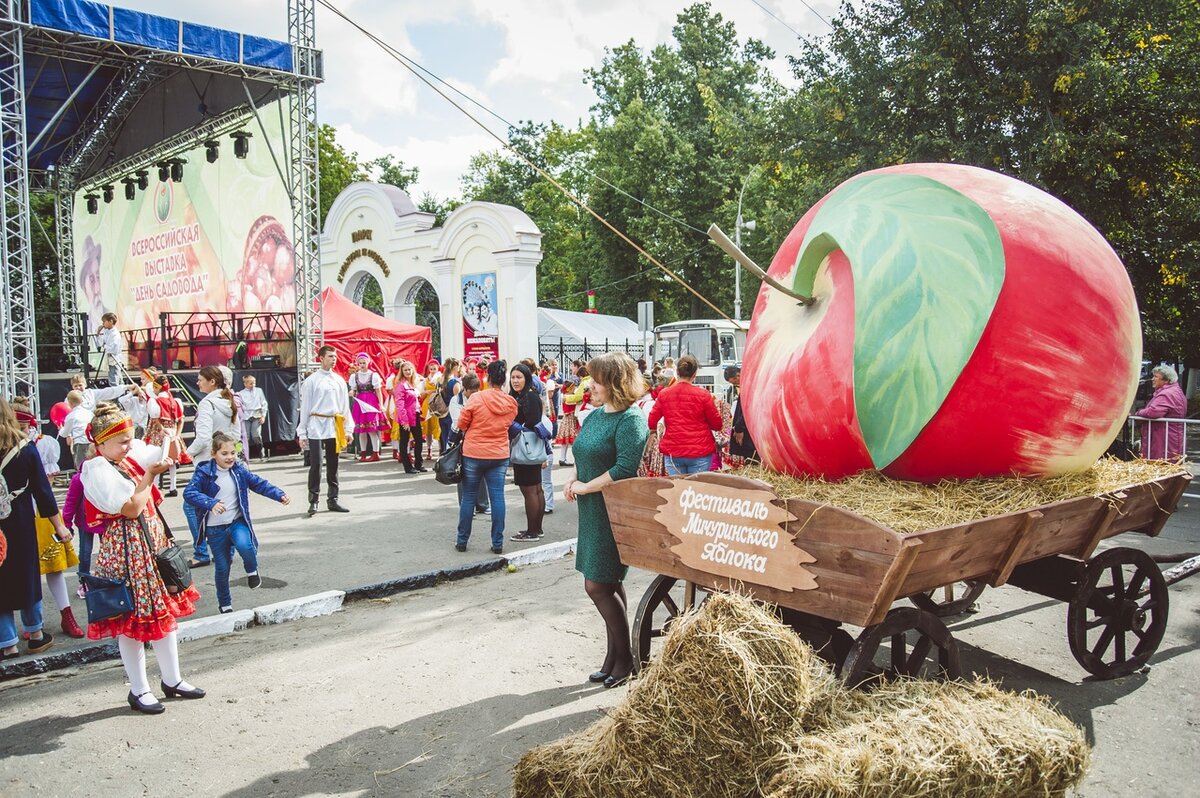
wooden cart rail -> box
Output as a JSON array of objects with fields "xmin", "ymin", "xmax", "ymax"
[{"xmin": 603, "ymin": 470, "xmax": 1191, "ymax": 629}]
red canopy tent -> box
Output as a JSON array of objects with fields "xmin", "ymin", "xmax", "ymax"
[{"xmin": 313, "ymin": 288, "xmax": 433, "ymax": 379}]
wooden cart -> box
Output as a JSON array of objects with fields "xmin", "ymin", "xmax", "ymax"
[{"xmin": 602, "ymin": 470, "xmax": 1192, "ymax": 684}]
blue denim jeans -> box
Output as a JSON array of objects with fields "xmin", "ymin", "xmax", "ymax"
[
  {"xmin": 77, "ymin": 529, "xmax": 95, "ymax": 577},
  {"xmin": 0, "ymin": 601, "xmax": 43, "ymax": 648},
  {"xmin": 183, "ymin": 500, "xmax": 210, "ymax": 562},
  {"xmin": 664, "ymin": 454, "xmax": 714, "ymax": 476},
  {"xmin": 457, "ymin": 456, "xmax": 508, "ymax": 549},
  {"xmin": 541, "ymin": 457, "xmax": 555, "ymax": 511},
  {"xmin": 207, "ymin": 519, "xmax": 258, "ymax": 609}
]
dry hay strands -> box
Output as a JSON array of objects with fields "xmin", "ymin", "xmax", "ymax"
[
  {"xmin": 764, "ymin": 679, "xmax": 1091, "ymax": 798},
  {"xmin": 741, "ymin": 458, "xmax": 1186, "ymax": 533},
  {"xmin": 513, "ymin": 591, "xmax": 839, "ymax": 798}
]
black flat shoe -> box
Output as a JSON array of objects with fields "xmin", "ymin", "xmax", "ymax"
[
  {"xmin": 307, "ymin": 503, "xmax": 317, "ymax": 517},
  {"xmin": 247, "ymin": 572, "xmax": 262, "ymax": 589},
  {"xmin": 164, "ymin": 490, "xmax": 178, "ymax": 498},
  {"xmin": 588, "ymin": 671, "xmax": 609, "ymax": 683},
  {"xmin": 127, "ymin": 691, "xmax": 165, "ymax": 714},
  {"xmin": 490, "ymin": 546, "xmax": 503, "ymax": 555},
  {"xmin": 414, "ymin": 467, "xmax": 428, "ymax": 473},
  {"xmin": 187, "ymin": 559, "xmax": 211, "ymax": 569},
  {"xmin": 455, "ymin": 543, "xmax": 467, "ymax": 552},
  {"xmin": 327, "ymin": 501, "xmax": 350, "ymax": 513},
  {"xmin": 161, "ymin": 680, "xmax": 206, "ymax": 699},
  {"xmin": 603, "ymin": 672, "xmax": 631, "ymax": 689}
]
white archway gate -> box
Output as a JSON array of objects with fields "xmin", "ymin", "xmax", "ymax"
[{"xmin": 320, "ymin": 182, "xmax": 542, "ymax": 364}]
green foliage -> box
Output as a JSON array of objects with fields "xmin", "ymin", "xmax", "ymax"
[
  {"xmin": 365, "ymin": 153, "xmax": 419, "ymax": 192},
  {"xmin": 317, "ymin": 124, "xmax": 368, "ymax": 226}
]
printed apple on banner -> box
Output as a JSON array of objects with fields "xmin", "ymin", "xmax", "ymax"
[{"xmin": 742, "ymin": 163, "xmax": 1141, "ymax": 482}]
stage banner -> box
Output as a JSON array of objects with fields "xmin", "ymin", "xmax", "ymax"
[
  {"xmin": 73, "ymin": 98, "xmax": 295, "ymax": 363},
  {"xmin": 461, "ymin": 272, "xmax": 500, "ymax": 361}
]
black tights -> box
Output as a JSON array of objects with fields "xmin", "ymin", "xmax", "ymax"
[
  {"xmin": 519, "ymin": 483, "xmax": 545, "ymax": 535},
  {"xmin": 585, "ymin": 579, "xmax": 630, "ymax": 677}
]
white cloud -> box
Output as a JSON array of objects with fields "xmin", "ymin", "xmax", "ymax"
[{"xmin": 333, "ymin": 123, "xmax": 497, "ymax": 200}]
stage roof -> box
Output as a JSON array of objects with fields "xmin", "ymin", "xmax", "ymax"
[{"xmin": 23, "ymin": 0, "xmax": 313, "ymax": 185}]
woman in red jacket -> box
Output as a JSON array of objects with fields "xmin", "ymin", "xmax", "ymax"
[{"xmin": 646, "ymin": 355, "xmax": 722, "ymax": 476}]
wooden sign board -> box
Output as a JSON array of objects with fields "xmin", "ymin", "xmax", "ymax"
[{"xmin": 653, "ymin": 480, "xmax": 818, "ymax": 592}]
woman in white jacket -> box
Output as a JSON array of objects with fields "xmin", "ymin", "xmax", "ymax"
[{"xmin": 182, "ymin": 366, "xmax": 238, "ymax": 567}]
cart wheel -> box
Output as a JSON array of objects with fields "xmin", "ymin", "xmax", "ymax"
[
  {"xmin": 909, "ymin": 579, "xmax": 986, "ymax": 617},
  {"xmin": 1067, "ymin": 546, "xmax": 1169, "ymax": 679},
  {"xmin": 840, "ymin": 607, "xmax": 961, "ymax": 687},
  {"xmin": 631, "ymin": 576, "xmax": 707, "ymax": 674}
]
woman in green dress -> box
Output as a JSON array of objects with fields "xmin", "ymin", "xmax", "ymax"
[{"xmin": 564, "ymin": 352, "xmax": 649, "ymax": 688}]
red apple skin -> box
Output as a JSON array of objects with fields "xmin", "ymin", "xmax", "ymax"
[
  {"xmin": 742, "ymin": 163, "xmax": 1141, "ymax": 481},
  {"xmin": 741, "ymin": 199, "xmax": 873, "ymax": 478}
]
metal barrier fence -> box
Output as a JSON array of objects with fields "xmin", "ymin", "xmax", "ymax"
[
  {"xmin": 1126, "ymin": 415, "xmax": 1199, "ymax": 498},
  {"xmin": 538, "ymin": 339, "xmax": 647, "ymax": 366}
]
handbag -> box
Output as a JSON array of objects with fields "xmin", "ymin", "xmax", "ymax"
[
  {"xmin": 427, "ymin": 390, "xmax": 449, "ymax": 419},
  {"xmin": 141, "ymin": 511, "xmax": 192, "ymax": 593},
  {"xmin": 83, "ymin": 530, "xmax": 134, "ymax": 623},
  {"xmin": 511, "ymin": 428, "xmax": 549, "ymax": 466},
  {"xmin": 435, "ymin": 439, "xmax": 464, "ymax": 485}
]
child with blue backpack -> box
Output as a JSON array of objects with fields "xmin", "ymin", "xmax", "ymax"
[{"xmin": 183, "ymin": 432, "xmax": 288, "ymax": 613}]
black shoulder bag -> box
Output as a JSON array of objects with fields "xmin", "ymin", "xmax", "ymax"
[
  {"xmin": 82, "ymin": 533, "xmax": 133, "ymax": 623},
  {"xmin": 142, "ymin": 509, "xmax": 192, "ymax": 594}
]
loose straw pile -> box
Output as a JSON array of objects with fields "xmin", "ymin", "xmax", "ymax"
[
  {"xmin": 513, "ymin": 593, "xmax": 1091, "ymax": 798},
  {"xmin": 740, "ymin": 458, "xmax": 1185, "ymax": 533}
]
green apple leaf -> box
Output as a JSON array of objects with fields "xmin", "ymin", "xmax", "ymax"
[{"xmin": 794, "ymin": 172, "xmax": 1005, "ymax": 469}]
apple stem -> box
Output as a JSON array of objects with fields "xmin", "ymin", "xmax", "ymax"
[{"xmin": 707, "ymin": 224, "xmax": 816, "ymax": 306}]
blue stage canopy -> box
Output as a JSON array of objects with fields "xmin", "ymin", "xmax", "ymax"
[{"xmin": 22, "ymin": 0, "xmax": 306, "ymax": 182}]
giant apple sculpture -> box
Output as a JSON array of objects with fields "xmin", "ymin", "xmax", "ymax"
[{"xmin": 741, "ymin": 163, "xmax": 1141, "ymax": 482}]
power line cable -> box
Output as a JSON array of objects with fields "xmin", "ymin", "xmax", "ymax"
[
  {"xmin": 317, "ymin": 0, "xmax": 740, "ymax": 326},
  {"xmin": 537, "ymin": 242, "xmax": 709, "ymax": 306},
  {"xmin": 748, "ymin": 0, "xmax": 830, "ymax": 34}
]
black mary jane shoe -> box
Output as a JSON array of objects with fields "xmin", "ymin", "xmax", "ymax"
[
  {"xmin": 161, "ymin": 680, "xmax": 206, "ymax": 699},
  {"xmin": 588, "ymin": 671, "xmax": 609, "ymax": 684},
  {"xmin": 603, "ymin": 672, "xmax": 632, "ymax": 689},
  {"xmin": 127, "ymin": 691, "xmax": 165, "ymax": 714}
]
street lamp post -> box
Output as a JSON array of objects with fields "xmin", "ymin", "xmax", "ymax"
[{"xmin": 734, "ymin": 167, "xmax": 760, "ymax": 321}]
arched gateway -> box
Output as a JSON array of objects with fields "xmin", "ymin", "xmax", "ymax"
[{"xmin": 320, "ymin": 182, "xmax": 542, "ymax": 364}]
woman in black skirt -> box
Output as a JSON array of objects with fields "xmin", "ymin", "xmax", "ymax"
[{"xmin": 508, "ymin": 363, "xmax": 547, "ymax": 542}]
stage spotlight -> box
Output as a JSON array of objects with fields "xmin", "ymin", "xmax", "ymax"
[
  {"xmin": 123, "ymin": 178, "xmax": 136, "ymax": 201},
  {"xmin": 136, "ymin": 170, "xmax": 149, "ymax": 191},
  {"xmin": 205, "ymin": 140, "xmax": 219, "ymax": 163},
  {"xmin": 230, "ymin": 131, "xmax": 252, "ymax": 159},
  {"xmin": 157, "ymin": 161, "xmax": 170, "ymax": 182},
  {"xmin": 169, "ymin": 157, "xmax": 186, "ymax": 182},
  {"xmin": 85, "ymin": 194, "xmax": 98, "ymax": 214},
  {"xmin": 102, "ymin": 185, "xmax": 114, "ymax": 204}
]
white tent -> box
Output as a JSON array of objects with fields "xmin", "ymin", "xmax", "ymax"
[{"xmin": 538, "ymin": 307, "xmax": 644, "ymax": 351}]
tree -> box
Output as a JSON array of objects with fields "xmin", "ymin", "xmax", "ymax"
[
  {"xmin": 365, "ymin": 154, "xmax": 419, "ymax": 192},
  {"xmin": 317, "ymin": 124, "xmax": 367, "ymax": 226}
]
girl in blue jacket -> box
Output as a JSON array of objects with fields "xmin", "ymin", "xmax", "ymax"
[{"xmin": 184, "ymin": 432, "xmax": 289, "ymax": 613}]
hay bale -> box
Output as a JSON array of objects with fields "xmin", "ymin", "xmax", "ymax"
[
  {"xmin": 741, "ymin": 458, "xmax": 1184, "ymax": 533},
  {"xmin": 764, "ymin": 679, "xmax": 1091, "ymax": 798},
  {"xmin": 513, "ymin": 592, "xmax": 838, "ymax": 798}
]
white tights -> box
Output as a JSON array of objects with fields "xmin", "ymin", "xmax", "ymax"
[
  {"xmin": 44, "ymin": 571, "xmax": 70, "ymax": 612},
  {"xmin": 358, "ymin": 431, "xmax": 380, "ymax": 454},
  {"xmin": 119, "ymin": 631, "xmax": 195, "ymax": 702}
]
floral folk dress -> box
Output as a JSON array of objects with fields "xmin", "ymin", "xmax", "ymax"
[{"xmin": 82, "ymin": 441, "xmax": 199, "ymax": 642}]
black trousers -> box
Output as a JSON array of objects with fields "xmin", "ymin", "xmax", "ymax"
[
  {"xmin": 307, "ymin": 437, "xmax": 340, "ymax": 502},
  {"xmin": 398, "ymin": 424, "xmax": 424, "ymax": 469}
]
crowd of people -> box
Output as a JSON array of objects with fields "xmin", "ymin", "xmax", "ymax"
[{"xmin": 2, "ymin": 345, "xmax": 1189, "ymax": 715}]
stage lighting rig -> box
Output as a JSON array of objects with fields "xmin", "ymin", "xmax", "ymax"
[
  {"xmin": 102, "ymin": 185, "xmax": 114, "ymax": 204},
  {"xmin": 157, "ymin": 161, "xmax": 170, "ymax": 182},
  {"xmin": 168, "ymin": 157, "xmax": 186, "ymax": 182},
  {"xmin": 85, "ymin": 194, "xmax": 99, "ymax": 214},
  {"xmin": 230, "ymin": 131, "xmax": 252, "ymax": 159},
  {"xmin": 136, "ymin": 170, "xmax": 149, "ymax": 191},
  {"xmin": 122, "ymin": 178, "xmax": 137, "ymax": 201},
  {"xmin": 205, "ymin": 140, "xmax": 219, "ymax": 163}
]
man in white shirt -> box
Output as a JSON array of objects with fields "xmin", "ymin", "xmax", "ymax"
[
  {"xmin": 98, "ymin": 312, "xmax": 124, "ymax": 385},
  {"xmin": 238, "ymin": 374, "xmax": 269, "ymax": 461},
  {"xmin": 298, "ymin": 345, "xmax": 352, "ymax": 516}
]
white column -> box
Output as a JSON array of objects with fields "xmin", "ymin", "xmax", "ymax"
[
  {"xmin": 395, "ymin": 303, "xmax": 417, "ymax": 325},
  {"xmin": 432, "ymin": 259, "xmax": 459, "ymax": 361},
  {"xmin": 495, "ymin": 250, "xmax": 540, "ymax": 365}
]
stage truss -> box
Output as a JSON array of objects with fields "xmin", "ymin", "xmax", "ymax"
[{"xmin": 0, "ymin": 0, "xmax": 324, "ymax": 414}]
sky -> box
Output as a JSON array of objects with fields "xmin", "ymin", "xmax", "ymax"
[{"xmin": 115, "ymin": 0, "xmax": 840, "ymax": 201}]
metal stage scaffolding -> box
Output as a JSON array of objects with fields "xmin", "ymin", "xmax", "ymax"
[{"xmin": 0, "ymin": 0, "xmax": 324, "ymax": 415}]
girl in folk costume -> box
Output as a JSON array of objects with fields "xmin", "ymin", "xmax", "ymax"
[
  {"xmin": 555, "ymin": 362, "xmax": 591, "ymax": 466},
  {"xmin": 711, "ymin": 396, "xmax": 735, "ymax": 471},
  {"xmin": 419, "ymin": 359, "xmax": 444, "ymax": 460},
  {"xmin": 81, "ymin": 402, "xmax": 204, "ymax": 714},
  {"xmin": 144, "ymin": 371, "xmax": 187, "ymax": 496},
  {"xmin": 393, "ymin": 361, "xmax": 427, "ymax": 473},
  {"xmin": 348, "ymin": 353, "xmax": 387, "ymax": 462},
  {"xmin": 10, "ymin": 400, "xmax": 85, "ymax": 641},
  {"xmin": 384, "ymin": 357, "xmax": 404, "ymax": 460},
  {"xmin": 634, "ymin": 383, "xmax": 666, "ymax": 478}
]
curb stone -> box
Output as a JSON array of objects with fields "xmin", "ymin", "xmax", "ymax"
[{"xmin": 0, "ymin": 539, "xmax": 578, "ymax": 681}]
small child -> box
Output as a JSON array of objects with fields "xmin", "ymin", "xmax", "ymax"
[
  {"xmin": 183, "ymin": 431, "xmax": 289, "ymax": 613},
  {"xmin": 62, "ymin": 452, "xmax": 105, "ymax": 600},
  {"xmin": 60, "ymin": 390, "xmax": 93, "ymax": 472}
]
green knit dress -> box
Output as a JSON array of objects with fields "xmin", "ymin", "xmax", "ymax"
[{"xmin": 572, "ymin": 405, "xmax": 649, "ymax": 583}]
